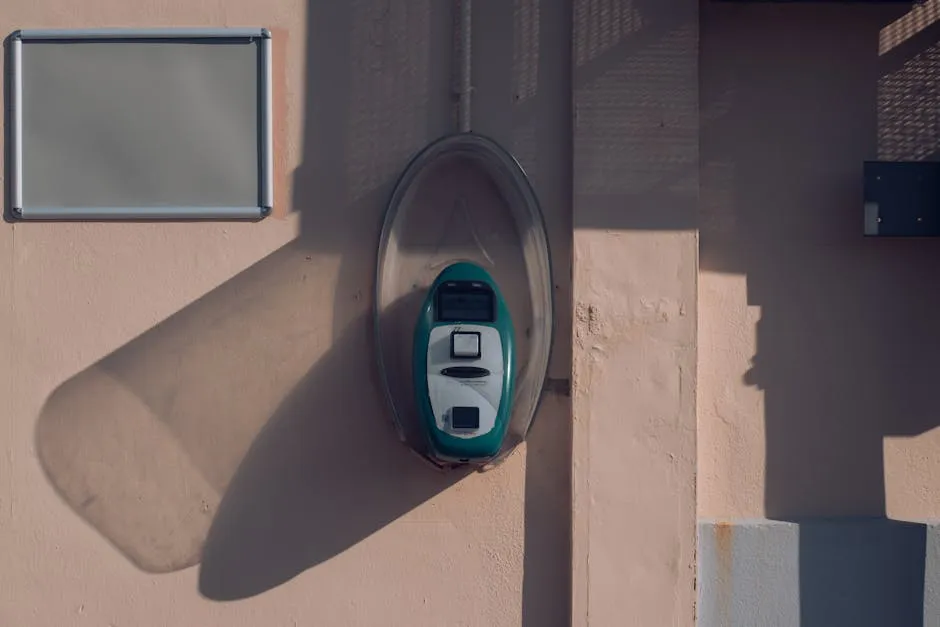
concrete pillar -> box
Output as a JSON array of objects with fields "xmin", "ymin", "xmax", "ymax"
[{"xmin": 570, "ymin": 0, "xmax": 699, "ymax": 624}]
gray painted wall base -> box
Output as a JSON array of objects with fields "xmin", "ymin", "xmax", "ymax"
[{"xmin": 698, "ymin": 519, "xmax": 940, "ymax": 627}]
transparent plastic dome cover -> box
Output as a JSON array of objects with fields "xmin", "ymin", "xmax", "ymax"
[{"xmin": 374, "ymin": 132, "xmax": 554, "ymax": 471}]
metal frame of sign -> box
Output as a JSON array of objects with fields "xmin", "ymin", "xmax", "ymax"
[{"xmin": 9, "ymin": 28, "xmax": 274, "ymax": 220}]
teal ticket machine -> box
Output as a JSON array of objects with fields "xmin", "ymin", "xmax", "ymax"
[{"xmin": 413, "ymin": 262, "xmax": 515, "ymax": 464}]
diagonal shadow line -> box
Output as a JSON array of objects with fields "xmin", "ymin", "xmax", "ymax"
[{"xmin": 879, "ymin": 16, "xmax": 940, "ymax": 74}]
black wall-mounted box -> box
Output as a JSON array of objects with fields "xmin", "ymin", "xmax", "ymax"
[{"xmin": 864, "ymin": 161, "xmax": 940, "ymax": 237}]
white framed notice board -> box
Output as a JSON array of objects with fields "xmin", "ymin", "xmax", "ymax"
[{"xmin": 9, "ymin": 28, "xmax": 273, "ymax": 220}]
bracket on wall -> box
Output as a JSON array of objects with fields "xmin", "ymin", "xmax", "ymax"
[{"xmin": 863, "ymin": 161, "xmax": 940, "ymax": 237}]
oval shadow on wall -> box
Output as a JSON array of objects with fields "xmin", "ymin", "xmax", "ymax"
[
  {"xmin": 35, "ymin": 234, "xmax": 468, "ymax": 593},
  {"xmin": 33, "ymin": 0, "xmax": 467, "ymax": 598}
]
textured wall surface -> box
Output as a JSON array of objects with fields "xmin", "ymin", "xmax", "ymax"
[
  {"xmin": 570, "ymin": 0, "xmax": 699, "ymax": 624},
  {"xmin": 0, "ymin": 1, "xmax": 573, "ymax": 625}
]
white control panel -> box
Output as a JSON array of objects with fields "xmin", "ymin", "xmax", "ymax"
[{"xmin": 425, "ymin": 324, "xmax": 504, "ymax": 438}]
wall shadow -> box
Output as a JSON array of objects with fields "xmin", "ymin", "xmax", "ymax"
[
  {"xmin": 470, "ymin": 1, "xmax": 573, "ymax": 623},
  {"xmin": 701, "ymin": 1, "xmax": 939, "ymax": 624},
  {"xmin": 199, "ymin": 304, "xmax": 472, "ymax": 600},
  {"xmin": 798, "ymin": 519, "xmax": 926, "ymax": 627},
  {"xmin": 35, "ymin": 0, "xmax": 460, "ymax": 592},
  {"xmin": 32, "ymin": 0, "xmax": 573, "ymax": 614},
  {"xmin": 571, "ymin": 0, "xmax": 699, "ymax": 232}
]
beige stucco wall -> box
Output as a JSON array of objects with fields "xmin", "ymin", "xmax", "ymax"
[
  {"xmin": 571, "ymin": 0, "xmax": 698, "ymax": 625},
  {"xmin": 0, "ymin": 1, "xmax": 576, "ymax": 625},
  {"xmin": 0, "ymin": 0, "xmax": 706, "ymax": 623},
  {"xmin": 698, "ymin": 1, "xmax": 940, "ymax": 521}
]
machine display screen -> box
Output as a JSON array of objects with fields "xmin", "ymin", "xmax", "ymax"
[{"xmin": 437, "ymin": 287, "xmax": 495, "ymax": 322}]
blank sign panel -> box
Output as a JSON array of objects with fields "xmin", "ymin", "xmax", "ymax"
[{"xmin": 10, "ymin": 28, "xmax": 273, "ymax": 220}]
